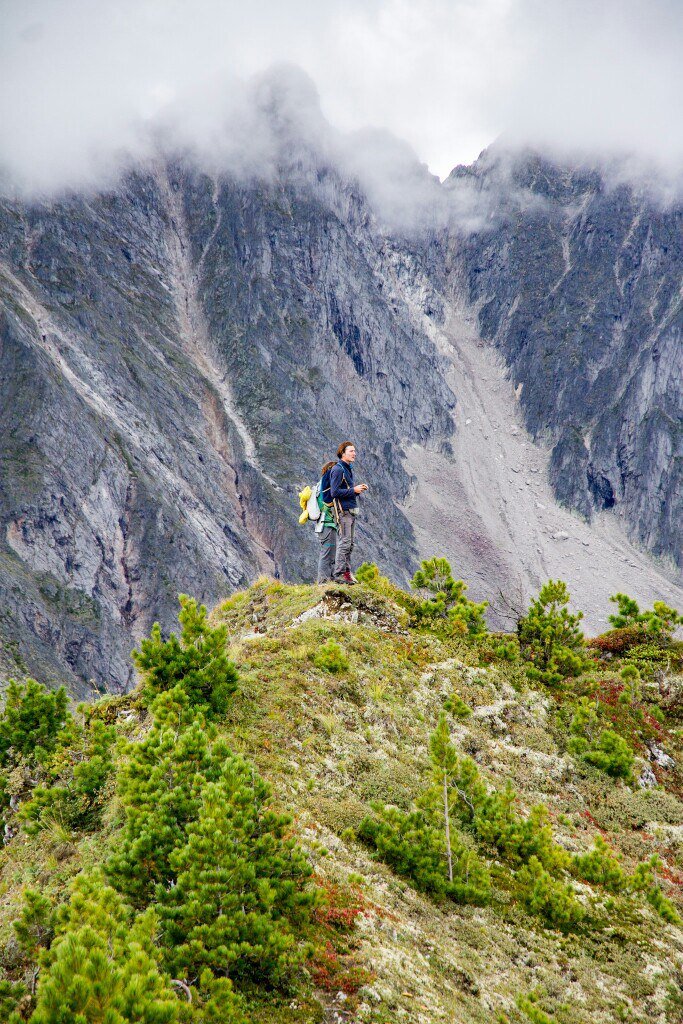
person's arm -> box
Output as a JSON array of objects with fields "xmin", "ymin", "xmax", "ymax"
[{"xmin": 330, "ymin": 464, "xmax": 356, "ymax": 500}]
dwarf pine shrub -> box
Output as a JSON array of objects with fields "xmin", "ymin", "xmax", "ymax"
[
  {"xmin": 411, "ymin": 557, "xmax": 488, "ymax": 636},
  {"xmin": 571, "ymin": 837, "xmax": 627, "ymax": 892},
  {"xmin": 517, "ymin": 580, "xmax": 586, "ymax": 686},
  {"xmin": 0, "ymin": 980, "xmax": 26, "ymax": 1024},
  {"xmin": 20, "ymin": 718, "xmax": 116, "ymax": 834},
  {"xmin": 609, "ymin": 594, "xmax": 682, "ymax": 638},
  {"xmin": 12, "ymin": 889, "xmax": 55, "ymax": 958},
  {"xmin": 133, "ymin": 594, "xmax": 238, "ymax": 714},
  {"xmin": 517, "ymin": 856, "xmax": 585, "ymax": 931},
  {"xmin": 107, "ymin": 687, "xmax": 229, "ymax": 906},
  {"xmin": 0, "ymin": 679, "xmax": 71, "ymax": 765},
  {"xmin": 31, "ymin": 872, "xmax": 179, "ymax": 1024},
  {"xmin": 312, "ymin": 640, "xmax": 349, "ymax": 674},
  {"xmin": 357, "ymin": 805, "xmax": 490, "ymax": 905},
  {"xmin": 158, "ymin": 763, "xmax": 315, "ymax": 987},
  {"xmin": 632, "ymin": 855, "xmax": 682, "ymax": 925}
]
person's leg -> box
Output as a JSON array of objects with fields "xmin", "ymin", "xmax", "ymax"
[
  {"xmin": 317, "ymin": 526, "xmax": 336, "ymax": 583},
  {"xmin": 333, "ymin": 512, "xmax": 353, "ymax": 579},
  {"xmin": 347, "ymin": 515, "xmax": 355, "ymax": 572}
]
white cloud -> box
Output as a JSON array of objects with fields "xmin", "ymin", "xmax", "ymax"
[{"xmin": 0, "ymin": 0, "xmax": 681, "ymax": 195}]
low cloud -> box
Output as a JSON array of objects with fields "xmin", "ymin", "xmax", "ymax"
[{"xmin": 1, "ymin": 0, "xmax": 681, "ymax": 203}]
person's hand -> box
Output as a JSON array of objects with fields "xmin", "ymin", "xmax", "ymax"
[{"xmin": 354, "ymin": 483, "xmax": 369, "ymax": 494}]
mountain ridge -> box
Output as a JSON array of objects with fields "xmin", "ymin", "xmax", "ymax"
[{"xmin": 0, "ymin": 124, "xmax": 680, "ymax": 694}]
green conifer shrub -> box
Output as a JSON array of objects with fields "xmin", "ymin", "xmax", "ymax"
[
  {"xmin": 517, "ymin": 856, "xmax": 585, "ymax": 931},
  {"xmin": 631, "ymin": 856, "xmax": 682, "ymax": 925},
  {"xmin": 571, "ymin": 837, "xmax": 626, "ymax": 892},
  {"xmin": 31, "ymin": 872, "xmax": 179, "ymax": 1024},
  {"xmin": 107, "ymin": 687, "xmax": 228, "ymax": 906},
  {"xmin": 609, "ymin": 594, "xmax": 683, "ymax": 638},
  {"xmin": 444, "ymin": 693, "xmax": 472, "ymax": 720},
  {"xmin": 133, "ymin": 595, "xmax": 238, "ymax": 714},
  {"xmin": 20, "ymin": 718, "xmax": 116, "ymax": 834},
  {"xmin": 357, "ymin": 805, "xmax": 490, "ymax": 904},
  {"xmin": 355, "ymin": 563, "xmax": 418, "ymax": 611},
  {"xmin": 0, "ymin": 680, "xmax": 70, "ymax": 764},
  {"xmin": 0, "ymin": 980, "xmax": 26, "ymax": 1024},
  {"xmin": 568, "ymin": 702, "xmax": 634, "ymax": 781},
  {"xmin": 473, "ymin": 788, "xmax": 570, "ymax": 874},
  {"xmin": 12, "ymin": 889, "xmax": 55, "ymax": 958},
  {"xmin": 158, "ymin": 762, "xmax": 315, "ymax": 987},
  {"xmin": 312, "ymin": 640, "xmax": 349, "ymax": 674},
  {"xmin": 517, "ymin": 580, "xmax": 586, "ymax": 685},
  {"xmin": 618, "ymin": 664, "xmax": 642, "ymax": 706},
  {"xmin": 356, "ymin": 562, "xmax": 381, "ymax": 585},
  {"xmin": 411, "ymin": 558, "xmax": 488, "ymax": 636}
]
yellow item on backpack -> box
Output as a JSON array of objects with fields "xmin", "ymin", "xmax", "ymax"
[{"xmin": 298, "ymin": 485, "xmax": 312, "ymax": 524}]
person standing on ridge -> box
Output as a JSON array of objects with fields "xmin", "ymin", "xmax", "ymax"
[
  {"xmin": 316, "ymin": 460, "xmax": 338, "ymax": 583},
  {"xmin": 330, "ymin": 441, "xmax": 368, "ymax": 585}
]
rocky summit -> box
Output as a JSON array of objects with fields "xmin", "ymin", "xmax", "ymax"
[{"xmin": 0, "ymin": 80, "xmax": 681, "ymax": 695}]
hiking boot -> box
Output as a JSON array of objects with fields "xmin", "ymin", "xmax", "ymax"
[{"xmin": 344, "ymin": 571, "xmax": 358, "ymax": 585}]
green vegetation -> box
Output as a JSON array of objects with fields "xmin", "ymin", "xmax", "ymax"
[
  {"xmin": 567, "ymin": 698, "xmax": 635, "ymax": 780},
  {"xmin": 517, "ymin": 580, "xmax": 587, "ymax": 685},
  {"xmin": 411, "ymin": 557, "xmax": 488, "ymax": 635},
  {"xmin": 0, "ymin": 573, "xmax": 681, "ymax": 1023},
  {"xmin": 608, "ymin": 593, "xmax": 683, "ymax": 637},
  {"xmin": 133, "ymin": 594, "xmax": 238, "ymax": 714}
]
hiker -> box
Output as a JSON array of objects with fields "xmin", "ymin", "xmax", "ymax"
[
  {"xmin": 330, "ymin": 441, "xmax": 368, "ymax": 585},
  {"xmin": 316, "ymin": 460, "xmax": 338, "ymax": 583}
]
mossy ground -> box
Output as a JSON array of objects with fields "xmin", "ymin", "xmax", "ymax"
[{"xmin": 1, "ymin": 578, "xmax": 682, "ymax": 1022}]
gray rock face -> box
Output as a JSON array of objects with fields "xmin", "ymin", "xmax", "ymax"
[
  {"xmin": 0, "ymin": 159, "xmax": 455, "ymax": 692},
  {"xmin": 449, "ymin": 148, "xmax": 682, "ymax": 569},
  {"xmin": 0, "ymin": 131, "xmax": 680, "ymax": 695}
]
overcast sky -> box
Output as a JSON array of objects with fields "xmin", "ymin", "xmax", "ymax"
[{"xmin": 1, "ymin": 0, "xmax": 682, "ymax": 194}]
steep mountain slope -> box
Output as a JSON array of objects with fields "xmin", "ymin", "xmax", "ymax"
[
  {"xmin": 1, "ymin": 580, "xmax": 682, "ymax": 1023},
  {"xmin": 0, "ymin": 108, "xmax": 681, "ymax": 693},
  {"xmin": 448, "ymin": 148, "xmax": 682, "ymax": 570},
  {"xmin": 0, "ymin": 159, "xmax": 455, "ymax": 693}
]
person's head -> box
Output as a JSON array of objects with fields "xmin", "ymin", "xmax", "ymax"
[
  {"xmin": 321, "ymin": 460, "xmax": 336, "ymax": 475},
  {"xmin": 337, "ymin": 440, "xmax": 356, "ymax": 463}
]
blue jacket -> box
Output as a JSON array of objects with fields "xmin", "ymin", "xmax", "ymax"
[{"xmin": 330, "ymin": 460, "xmax": 357, "ymax": 511}]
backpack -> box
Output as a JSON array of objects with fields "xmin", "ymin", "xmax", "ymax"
[{"xmin": 298, "ymin": 480, "xmax": 322, "ymax": 524}]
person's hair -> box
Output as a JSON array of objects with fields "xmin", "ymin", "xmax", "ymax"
[
  {"xmin": 321, "ymin": 460, "xmax": 336, "ymax": 474},
  {"xmin": 337, "ymin": 440, "xmax": 355, "ymax": 460}
]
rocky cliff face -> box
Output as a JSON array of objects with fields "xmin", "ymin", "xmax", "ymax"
[
  {"xmin": 448, "ymin": 148, "xmax": 682, "ymax": 570},
  {"xmin": 0, "ymin": 155, "xmax": 455, "ymax": 693},
  {"xmin": 0, "ymin": 127, "xmax": 680, "ymax": 694}
]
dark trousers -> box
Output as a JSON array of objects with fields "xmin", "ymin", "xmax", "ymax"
[{"xmin": 333, "ymin": 510, "xmax": 356, "ymax": 578}]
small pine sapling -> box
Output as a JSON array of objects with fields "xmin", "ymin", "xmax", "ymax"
[
  {"xmin": 517, "ymin": 856, "xmax": 585, "ymax": 931},
  {"xmin": 158, "ymin": 759, "xmax": 315, "ymax": 987},
  {"xmin": 568, "ymin": 701, "xmax": 635, "ymax": 781},
  {"xmin": 411, "ymin": 557, "xmax": 488, "ymax": 636},
  {"xmin": 30, "ymin": 872, "xmax": 178, "ymax": 1024},
  {"xmin": 609, "ymin": 594, "xmax": 682, "ymax": 638},
  {"xmin": 571, "ymin": 837, "xmax": 626, "ymax": 892},
  {"xmin": 133, "ymin": 594, "xmax": 238, "ymax": 714},
  {"xmin": 0, "ymin": 680, "xmax": 71, "ymax": 765},
  {"xmin": 312, "ymin": 640, "xmax": 349, "ymax": 674},
  {"xmin": 517, "ymin": 580, "xmax": 587, "ymax": 686},
  {"xmin": 13, "ymin": 889, "xmax": 55, "ymax": 958},
  {"xmin": 631, "ymin": 855, "xmax": 682, "ymax": 925},
  {"xmin": 107, "ymin": 687, "xmax": 229, "ymax": 906},
  {"xmin": 429, "ymin": 713, "xmax": 459, "ymax": 882},
  {"xmin": 618, "ymin": 664, "xmax": 642, "ymax": 707}
]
